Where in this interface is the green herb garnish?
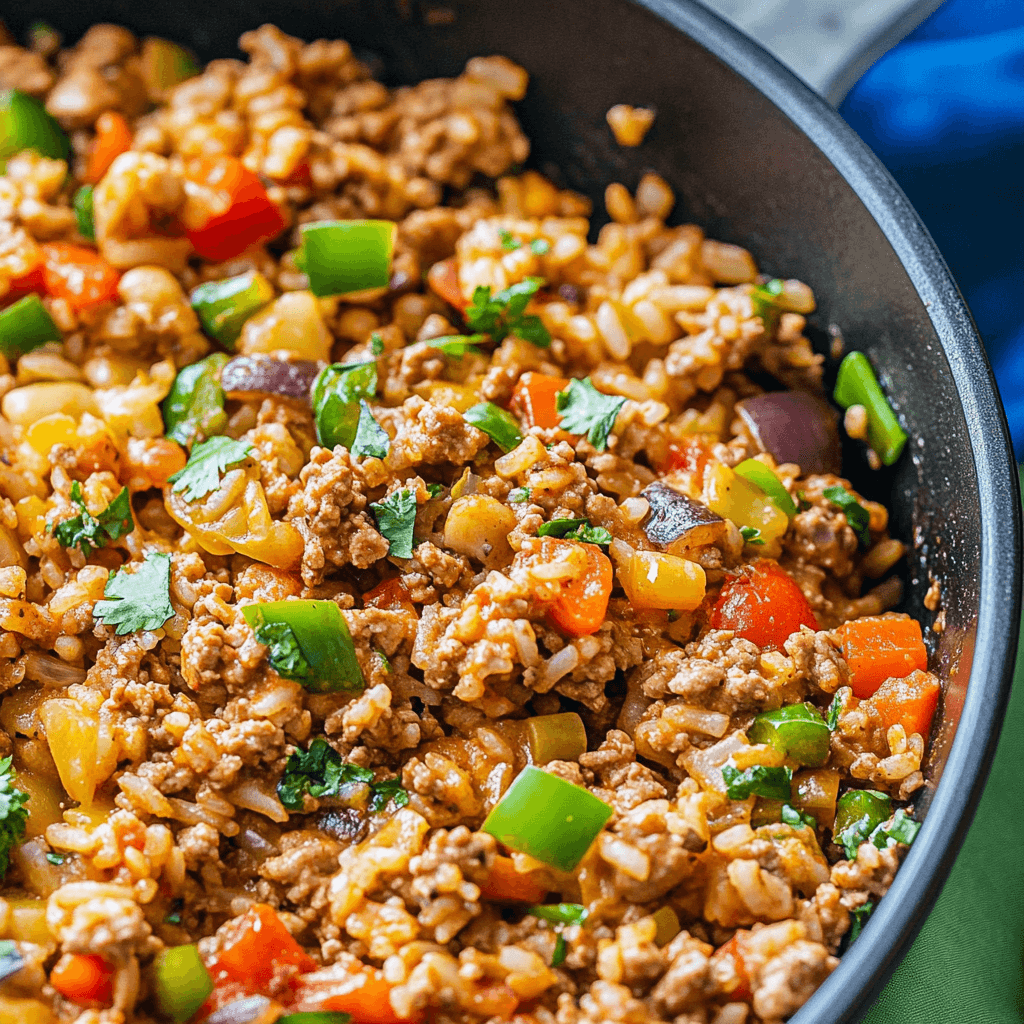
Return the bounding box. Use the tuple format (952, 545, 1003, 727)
(530, 238, 550, 256)
(463, 402, 523, 453)
(823, 485, 871, 546)
(425, 335, 486, 359)
(826, 692, 843, 731)
(466, 278, 551, 348)
(740, 526, 764, 546)
(351, 400, 390, 460)
(527, 903, 588, 926)
(499, 229, 521, 251)
(536, 517, 612, 547)
(870, 808, 921, 849)
(93, 553, 174, 635)
(73, 184, 95, 240)
(254, 619, 313, 683)
(848, 901, 874, 943)
(721, 764, 793, 802)
(277, 737, 408, 813)
(45, 852, 64, 865)
(370, 488, 417, 559)
(168, 436, 254, 502)
(554, 377, 626, 451)
(52, 482, 133, 557)
(370, 332, 385, 356)
(311, 360, 378, 451)
(780, 804, 817, 830)
(551, 933, 567, 967)
(508, 487, 531, 504)
(0, 757, 28, 880)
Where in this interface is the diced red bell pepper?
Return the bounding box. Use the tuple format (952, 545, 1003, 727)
(710, 560, 818, 651)
(185, 155, 287, 262)
(39, 243, 120, 309)
(363, 577, 415, 613)
(426, 258, 466, 311)
(85, 111, 133, 184)
(208, 903, 315, 992)
(50, 954, 116, 1006)
(660, 435, 711, 478)
(510, 372, 569, 430)
(293, 964, 422, 1024)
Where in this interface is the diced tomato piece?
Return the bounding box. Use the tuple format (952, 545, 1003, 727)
(710, 561, 818, 651)
(541, 537, 614, 638)
(661, 435, 711, 478)
(478, 854, 550, 903)
(510, 372, 569, 430)
(208, 904, 315, 991)
(363, 577, 415, 612)
(50, 954, 115, 1005)
(426, 258, 466, 311)
(185, 155, 287, 262)
(39, 243, 120, 309)
(867, 669, 940, 738)
(5, 262, 45, 304)
(85, 111, 133, 184)
(832, 615, 928, 699)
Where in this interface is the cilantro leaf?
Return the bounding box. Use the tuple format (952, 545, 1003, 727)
(45, 852, 64, 865)
(351, 400, 390, 460)
(254, 619, 314, 683)
(722, 764, 793, 801)
(823, 485, 871, 546)
(277, 738, 408, 814)
(848, 901, 874, 943)
(870, 808, 921, 849)
(551, 933, 567, 967)
(508, 487, 531, 504)
(751, 278, 784, 324)
(425, 483, 443, 499)
(370, 488, 417, 559)
(93, 552, 174, 635)
(554, 378, 626, 451)
(52, 482, 134, 557)
(425, 335, 486, 359)
(740, 526, 764, 546)
(376, 649, 391, 672)
(528, 903, 588, 926)
(370, 332, 385, 356)
(499, 229, 521, 251)
(530, 238, 550, 256)
(466, 278, 551, 348)
(826, 691, 843, 731)
(0, 757, 27, 880)
(168, 436, 254, 502)
(369, 777, 410, 813)
(311, 360, 378, 450)
(536, 517, 612, 547)
(463, 402, 523, 453)
(781, 804, 817, 830)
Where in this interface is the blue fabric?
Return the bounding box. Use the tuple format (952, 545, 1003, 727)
(840, 0, 1024, 457)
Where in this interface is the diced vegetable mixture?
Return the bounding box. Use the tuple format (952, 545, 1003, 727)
(0, 18, 936, 1024)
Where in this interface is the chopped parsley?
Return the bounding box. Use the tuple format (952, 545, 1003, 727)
(45, 852, 64, 865)
(823, 485, 871, 546)
(52, 482, 133, 557)
(168, 436, 255, 503)
(311, 360, 378, 450)
(740, 525, 764, 546)
(466, 278, 551, 348)
(370, 488, 417, 559)
(425, 335, 486, 359)
(797, 490, 812, 512)
(463, 402, 523, 453)
(425, 483, 443, 499)
(527, 903, 589, 926)
(536, 517, 613, 547)
(93, 553, 174, 636)
(165, 911, 182, 925)
(370, 332, 385, 356)
(551, 933, 567, 967)
(848, 901, 874, 943)
(277, 738, 409, 813)
(508, 487, 531, 504)
(554, 377, 626, 451)
(254, 619, 314, 683)
(530, 238, 551, 256)
(499, 229, 521, 251)
(826, 692, 843, 731)
(722, 764, 793, 802)
(870, 808, 921, 849)
(351, 400, 390, 460)
(0, 757, 28, 880)
(781, 804, 817, 830)
(376, 649, 391, 672)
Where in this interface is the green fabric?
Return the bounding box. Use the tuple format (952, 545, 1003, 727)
(864, 478, 1024, 1022)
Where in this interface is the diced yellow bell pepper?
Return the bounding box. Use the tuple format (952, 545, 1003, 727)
(706, 462, 789, 543)
(37, 698, 117, 806)
(613, 544, 706, 611)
